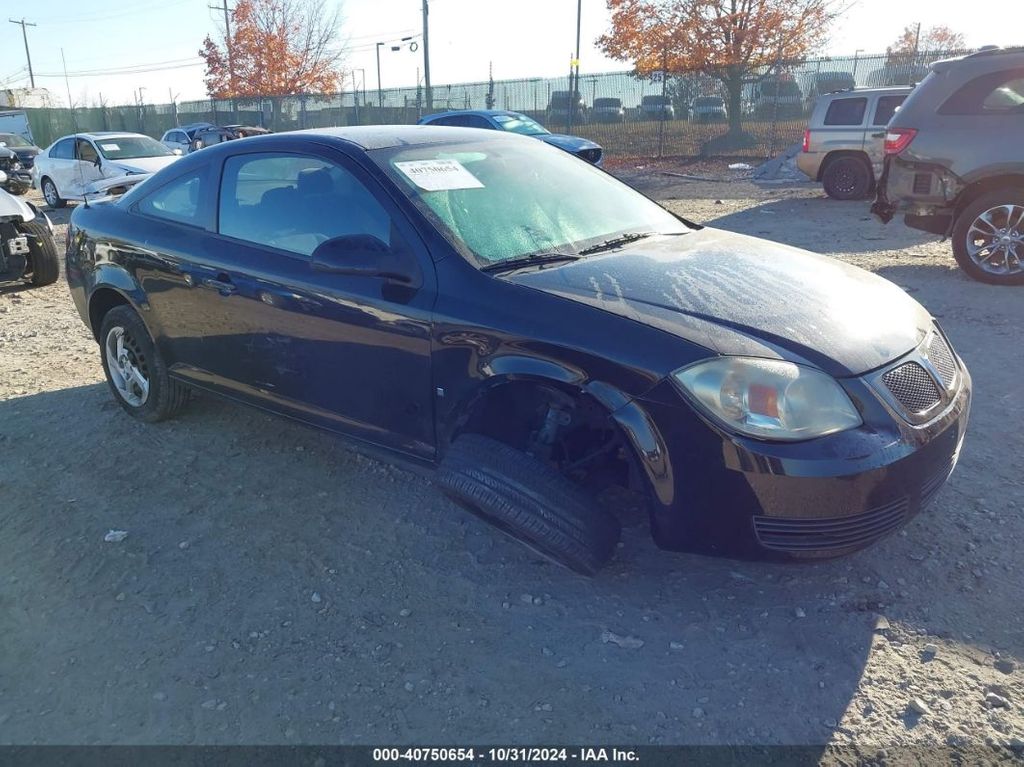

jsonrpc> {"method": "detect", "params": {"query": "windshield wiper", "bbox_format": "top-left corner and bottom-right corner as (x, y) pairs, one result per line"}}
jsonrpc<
(577, 232), (656, 255)
(481, 252), (581, 273)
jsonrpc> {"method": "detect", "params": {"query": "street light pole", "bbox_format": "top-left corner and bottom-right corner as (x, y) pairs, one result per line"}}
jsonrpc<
(376, 42), (385, 110)
(567, 0), (582, 133)
(422, 0), (432, 111)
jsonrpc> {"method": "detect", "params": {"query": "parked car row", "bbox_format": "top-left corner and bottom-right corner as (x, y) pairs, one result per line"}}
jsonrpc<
(545, 92), (729, 124)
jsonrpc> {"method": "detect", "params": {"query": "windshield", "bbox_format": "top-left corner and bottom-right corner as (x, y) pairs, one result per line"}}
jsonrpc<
(760, 80), (801, 98)
(373, 138), (690, 267)
(643, 96), (669, 106)
(491, 114), (549, 136)
(693, 97), (723, 107)
(0, 133), (32, 148)
(95, 136), (174, 160)
(594, 98), (621, 108)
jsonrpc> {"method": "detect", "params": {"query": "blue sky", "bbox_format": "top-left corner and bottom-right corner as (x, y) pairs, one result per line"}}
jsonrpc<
(1, 0), (1017, 107)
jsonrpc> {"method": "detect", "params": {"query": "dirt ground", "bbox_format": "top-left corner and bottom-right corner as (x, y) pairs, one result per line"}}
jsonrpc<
(2, 166), (1023, 754)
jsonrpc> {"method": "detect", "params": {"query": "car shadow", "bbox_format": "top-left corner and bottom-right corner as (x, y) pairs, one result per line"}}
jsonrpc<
(706, 196), (942, 255)
(2, 382), (1017, 745)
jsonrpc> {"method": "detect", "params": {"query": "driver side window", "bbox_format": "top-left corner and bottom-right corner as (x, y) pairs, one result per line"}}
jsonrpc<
(218, 152), (393, 257)
(76, 139), (98, 163)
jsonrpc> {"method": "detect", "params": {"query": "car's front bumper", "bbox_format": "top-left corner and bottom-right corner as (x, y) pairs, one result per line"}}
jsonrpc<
(621, 341), (972, 560)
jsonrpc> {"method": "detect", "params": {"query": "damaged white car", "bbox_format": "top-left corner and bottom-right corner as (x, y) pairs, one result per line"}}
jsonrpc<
(33, 132), (180, 208)
(0, 176), (59, 286)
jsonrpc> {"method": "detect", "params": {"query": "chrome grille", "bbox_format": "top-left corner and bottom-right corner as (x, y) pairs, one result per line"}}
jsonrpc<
(882, 362), (941, 415)
(753, 497), (909, 552)
(925, 333), (957, 390)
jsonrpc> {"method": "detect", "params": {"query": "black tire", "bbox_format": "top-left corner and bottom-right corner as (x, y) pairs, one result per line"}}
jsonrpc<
(822, 155), (873, 200)
(437, 434), (621, 575)
(19, 219), (60, 286)
(951, 188), (1024, 285)
(41, 177), (66, 209)
(99, 305), (190, 422)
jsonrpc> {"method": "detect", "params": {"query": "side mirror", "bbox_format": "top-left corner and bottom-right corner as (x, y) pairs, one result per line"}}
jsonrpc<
(93, 156), (102, 168)
(311, 235), (415, 284)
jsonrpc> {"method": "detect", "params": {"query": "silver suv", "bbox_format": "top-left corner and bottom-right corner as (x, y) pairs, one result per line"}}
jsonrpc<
(797, 87), (912, 199)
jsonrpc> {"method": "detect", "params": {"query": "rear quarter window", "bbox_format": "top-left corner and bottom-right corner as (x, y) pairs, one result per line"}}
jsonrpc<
(823, 97), (867, 126)
(939, 68), (1024, 115)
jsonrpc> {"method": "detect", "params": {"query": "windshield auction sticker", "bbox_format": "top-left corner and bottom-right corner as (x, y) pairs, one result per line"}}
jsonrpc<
(395, 159), (484, 191)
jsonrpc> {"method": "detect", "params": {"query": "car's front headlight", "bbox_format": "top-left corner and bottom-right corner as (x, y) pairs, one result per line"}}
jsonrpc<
(672, 357), (862, 442)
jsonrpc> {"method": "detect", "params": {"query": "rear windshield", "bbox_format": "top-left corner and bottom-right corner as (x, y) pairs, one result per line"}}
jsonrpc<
(693, 97), (724, 107)
(95, 136), (174, 160)
(642, 95), (670, 105)
(594, 98), (621, 108)
(0, 133), (32, 148)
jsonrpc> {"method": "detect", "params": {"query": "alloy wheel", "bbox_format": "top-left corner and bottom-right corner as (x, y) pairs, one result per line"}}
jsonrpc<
(104, 326), (151, 407)
(966, 204), (1024, 276)
(43, 180), (59, 207)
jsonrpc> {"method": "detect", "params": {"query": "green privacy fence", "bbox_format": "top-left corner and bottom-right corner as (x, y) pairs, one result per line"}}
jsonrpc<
(22, 49), (969, 161)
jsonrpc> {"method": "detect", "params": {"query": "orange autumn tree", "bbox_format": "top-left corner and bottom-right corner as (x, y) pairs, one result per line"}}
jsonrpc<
(888, 24), (966, 55)
(598, 0), (838, 139)
(200, 0), (344, 99)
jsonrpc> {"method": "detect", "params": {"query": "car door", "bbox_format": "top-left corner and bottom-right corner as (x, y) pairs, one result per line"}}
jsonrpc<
(203, 147), (437, 457)
(70, 138), (106, 197)
(44, 138), (76, 195)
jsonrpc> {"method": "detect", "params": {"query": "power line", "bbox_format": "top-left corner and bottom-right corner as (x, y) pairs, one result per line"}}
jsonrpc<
(35, 60), (205, 79)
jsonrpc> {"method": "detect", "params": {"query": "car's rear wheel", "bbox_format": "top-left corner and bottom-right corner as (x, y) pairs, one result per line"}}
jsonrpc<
(99, 305), (190, 422)
(20, 219), (59, 286)
(437, 434), (621, 575)
(822, 156), (872, 200)
(952, 189), (1024, 285)
(41, 177), (65, 209)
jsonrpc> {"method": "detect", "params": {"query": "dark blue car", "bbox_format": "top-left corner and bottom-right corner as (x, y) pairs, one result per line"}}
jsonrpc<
(417, 109), (603, 166)
(66, 126), (969, 574)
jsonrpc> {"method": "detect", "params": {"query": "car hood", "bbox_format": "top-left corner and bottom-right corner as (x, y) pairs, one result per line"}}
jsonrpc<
(8, 147), (38, 163)
(539, 134), (601, 152)
(0, 187), (36, 221)
(108, 156), (179, 174)
(504, 229), (931, 377)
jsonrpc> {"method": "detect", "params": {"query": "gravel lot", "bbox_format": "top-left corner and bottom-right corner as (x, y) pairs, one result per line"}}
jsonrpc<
(2, 168), (1022, 752)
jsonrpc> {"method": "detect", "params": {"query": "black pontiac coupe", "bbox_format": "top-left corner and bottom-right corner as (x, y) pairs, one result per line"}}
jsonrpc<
(66, 126), (970, 573)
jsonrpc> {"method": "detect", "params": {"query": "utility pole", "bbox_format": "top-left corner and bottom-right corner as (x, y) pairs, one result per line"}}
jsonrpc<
(422, 0), (432, 111)
(8, 18), (37, 88)
(209, 0), (235, 90)
(913, 22), (921, 56)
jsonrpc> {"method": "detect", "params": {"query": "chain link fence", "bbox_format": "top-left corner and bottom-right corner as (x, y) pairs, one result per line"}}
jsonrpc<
(21, 49), (970, 161)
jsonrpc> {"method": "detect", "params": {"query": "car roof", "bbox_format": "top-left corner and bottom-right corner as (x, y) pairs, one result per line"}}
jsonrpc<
(238, 125), (527, 151)
(818, 85), (914, 99)
(420, 109), (523, 121)
(58, 131), (146, 141)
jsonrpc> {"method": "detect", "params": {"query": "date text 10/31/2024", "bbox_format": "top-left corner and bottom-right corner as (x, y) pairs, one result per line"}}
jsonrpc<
(372, 747), (640, 762)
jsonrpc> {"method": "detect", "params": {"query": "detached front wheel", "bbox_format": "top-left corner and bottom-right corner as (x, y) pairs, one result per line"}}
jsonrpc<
(99, 305), (190, 422)
(952, 189), (1024, 285)
(438, 434), (621, 575)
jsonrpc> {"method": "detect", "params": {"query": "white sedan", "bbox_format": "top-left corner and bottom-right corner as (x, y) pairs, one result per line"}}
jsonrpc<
(33, 132), (182, 208)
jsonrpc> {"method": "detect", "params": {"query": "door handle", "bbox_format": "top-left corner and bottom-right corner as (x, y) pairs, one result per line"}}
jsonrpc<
(871, 131), (886, 138)
(201, 273), (237, 295)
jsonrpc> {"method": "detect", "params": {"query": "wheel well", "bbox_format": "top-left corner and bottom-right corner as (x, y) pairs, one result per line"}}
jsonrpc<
(955, 174), (1024, 216)
(451, 379), (645, 497)
(819, 150), (871, 182)
(88, 288), (130, 341)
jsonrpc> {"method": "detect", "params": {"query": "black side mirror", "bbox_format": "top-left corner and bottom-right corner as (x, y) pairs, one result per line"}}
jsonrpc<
(311, 234), (415, 284)
(93, 155), (102, 168)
